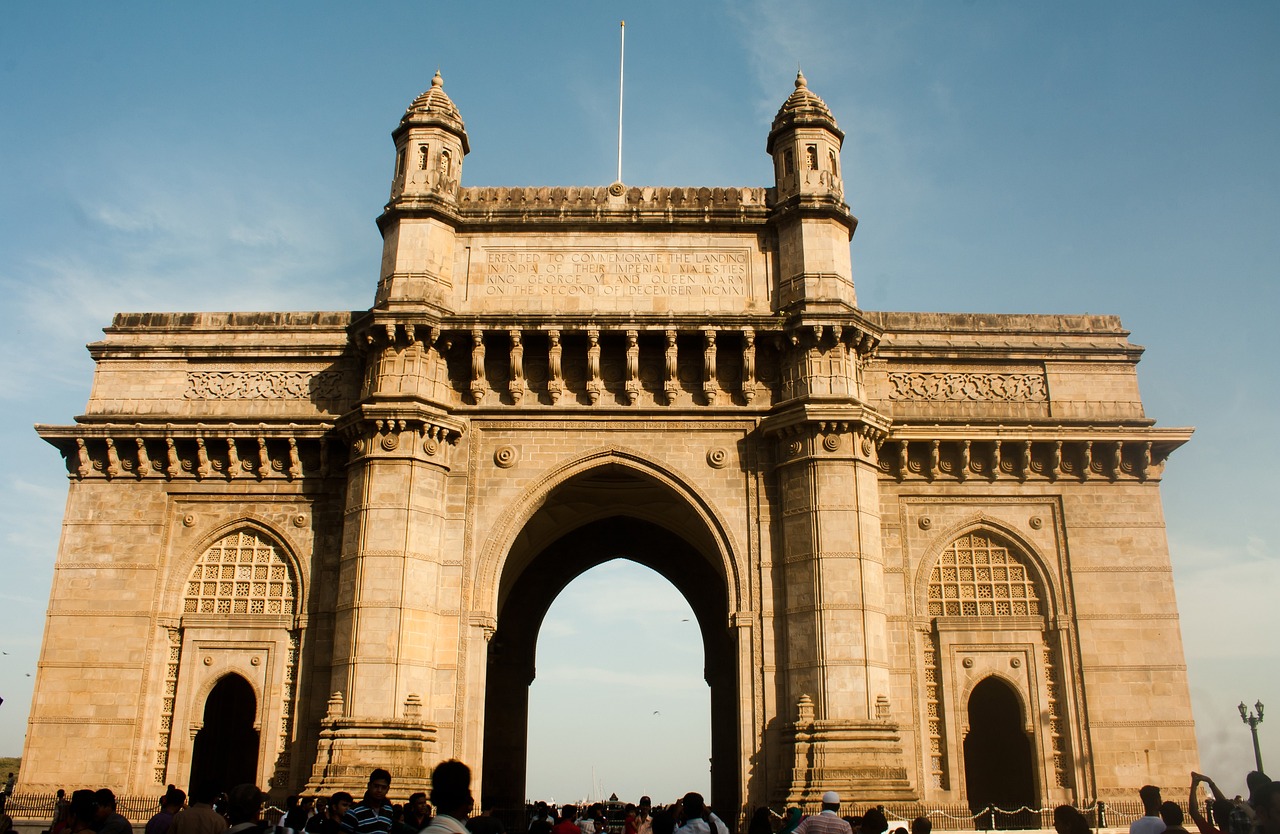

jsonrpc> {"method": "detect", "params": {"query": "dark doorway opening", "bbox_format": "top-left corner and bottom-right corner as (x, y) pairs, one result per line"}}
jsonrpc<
(964, 676), (1037, 829)
(190, 673), (260, 796)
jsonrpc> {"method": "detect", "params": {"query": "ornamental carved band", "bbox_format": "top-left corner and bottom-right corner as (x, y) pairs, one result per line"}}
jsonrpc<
(888, 372), (1047, 402)
(185, 370), (349, 401)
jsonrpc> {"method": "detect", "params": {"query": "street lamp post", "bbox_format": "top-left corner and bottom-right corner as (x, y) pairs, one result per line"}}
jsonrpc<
(1238, 700), (1265, 772)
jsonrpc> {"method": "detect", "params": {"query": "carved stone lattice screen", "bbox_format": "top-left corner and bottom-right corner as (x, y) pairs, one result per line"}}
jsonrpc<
(927, 532), (1041, 617)
(184, 529), (295, 615)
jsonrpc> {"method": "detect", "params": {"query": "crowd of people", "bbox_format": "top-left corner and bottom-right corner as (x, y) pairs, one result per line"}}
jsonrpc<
(12, 765), (1280, 834)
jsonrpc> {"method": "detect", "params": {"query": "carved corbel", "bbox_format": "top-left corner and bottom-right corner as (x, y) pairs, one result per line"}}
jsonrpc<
(508, 328), (525, 405)
(1106, 440), (1123, 482)
(1019, 440), (1032, 482)
(134, 438), (151, 480)
(664, 329), (679, 404)
(742, 327), (757, 404)
(1080, 441), (1093, 483)
(257, 435), (271, 480)
(927, 439), (940, 482)
(897, 440), (909, 482)
(957, 440), (970, 482)
(469, 329), (487, 404)
(74, 438), (89, 479)
(547, 329), (564, 405)
(166, 437), (179, 480)
(1048, 440), (1062, 482)
(225, 438), (240, 480)
(104, 437), (120, 479)
(702, 328), (717, 405)
(287, 438), (301, 481)
(196, 437), (213, 480)
(1137, 441), (1152, 482)
(625, 329), (640, 405)
(586, 328), (602, 405)
(989, 441), (1002, 482)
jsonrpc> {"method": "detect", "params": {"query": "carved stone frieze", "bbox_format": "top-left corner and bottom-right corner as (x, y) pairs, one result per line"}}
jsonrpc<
(185, 370), (352, 401)
(888, 372), (1047, 402)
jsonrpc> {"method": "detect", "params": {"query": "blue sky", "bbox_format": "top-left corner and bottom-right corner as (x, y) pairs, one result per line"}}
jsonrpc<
(1, 1), (1277, 803)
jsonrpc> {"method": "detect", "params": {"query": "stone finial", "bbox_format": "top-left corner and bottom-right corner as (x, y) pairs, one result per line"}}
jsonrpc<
(796, 693), (815, 724)
(404, 693), (422, 721)
(795, 70), (807, 89)
(431, 70), (444, 89)
(325, 691), (344, 720)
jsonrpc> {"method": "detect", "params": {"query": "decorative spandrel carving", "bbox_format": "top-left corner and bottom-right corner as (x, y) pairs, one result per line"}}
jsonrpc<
(888, 372), (1048, 402)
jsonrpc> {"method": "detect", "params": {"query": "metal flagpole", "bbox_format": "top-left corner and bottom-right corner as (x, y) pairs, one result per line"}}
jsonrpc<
(617, 20), (625, 184)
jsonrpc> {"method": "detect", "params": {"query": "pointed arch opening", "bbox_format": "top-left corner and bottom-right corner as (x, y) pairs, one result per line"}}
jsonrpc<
(481, 462), (738, 816)
(964, 676), (1037, 827)
(190, 673), (259, 797)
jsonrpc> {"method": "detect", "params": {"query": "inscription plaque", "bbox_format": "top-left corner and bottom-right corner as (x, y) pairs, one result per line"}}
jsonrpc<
(478, 247), (751, 299)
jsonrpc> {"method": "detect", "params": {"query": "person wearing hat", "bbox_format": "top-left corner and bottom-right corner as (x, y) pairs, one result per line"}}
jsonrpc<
(794, 793), (852, 834)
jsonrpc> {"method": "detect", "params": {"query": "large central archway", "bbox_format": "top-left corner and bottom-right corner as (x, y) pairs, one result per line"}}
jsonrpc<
(481, 462), (739, 814)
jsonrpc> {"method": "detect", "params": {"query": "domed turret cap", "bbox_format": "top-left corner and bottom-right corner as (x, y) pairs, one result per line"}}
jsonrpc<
(767, 71), (843, 153)
(397, 71), (470, 153)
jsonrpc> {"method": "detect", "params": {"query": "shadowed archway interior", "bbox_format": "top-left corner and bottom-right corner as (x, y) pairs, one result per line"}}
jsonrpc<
(190, 673), (260, 796)
(964, 676), (1036, 824)
(482, 465), (737, 813)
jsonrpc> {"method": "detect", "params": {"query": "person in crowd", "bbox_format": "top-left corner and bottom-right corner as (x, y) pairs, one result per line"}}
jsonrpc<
(170, 783), (228, 834)
(746, 808), (772, 834)
(1255, 782), (1280, 834)
(145, 787), (185, 834)
(307, 793), (354, 834)
(778, 809), (804, 834)
(635, 799), (653, 834)
(910, 816), (931, 834)
(68, 790), (100, 834)
(551, 807), (579, 834)
(623, 804), (639, 834)
(401, 794), (432, 834)
(1131, 786), (1166, 834)
(344, 770), (394, 834)
(1053, 806), (1091, 834)
(2, 774), (14, 796)
(1161, 802), (1190, 834)
(528, 804), (553, 833)
(1190, 772), (1230, 834)
(859, 809), (887, 834)
(649, 810), (675, 834)
(0, 794), (12, 834)
(95, 789), (133, 834)
(226, 785), (268, 834)
(793, 792), (850, 834)
(672, 793), (727, 834)
(51, 789), (74, 834)
(284, 797), (315, 833)
(421, 760), (474, 834)
(465, 798), (504, 834)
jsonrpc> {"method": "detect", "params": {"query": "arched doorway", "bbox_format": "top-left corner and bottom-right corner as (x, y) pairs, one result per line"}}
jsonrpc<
(964, 677), (1036, 827)
(190, 673), (260, 796)
(481, 464), (738, 816)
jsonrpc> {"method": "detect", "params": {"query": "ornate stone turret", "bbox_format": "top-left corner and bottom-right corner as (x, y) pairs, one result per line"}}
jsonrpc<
(391, 70), (469, 201)
(376, 71), (469, 313)
(767, 71), (858, 312)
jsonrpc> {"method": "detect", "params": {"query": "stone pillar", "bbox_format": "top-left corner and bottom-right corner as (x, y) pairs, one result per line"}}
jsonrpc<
(764, 319), (912, 804)
(309, 389), (464, 794)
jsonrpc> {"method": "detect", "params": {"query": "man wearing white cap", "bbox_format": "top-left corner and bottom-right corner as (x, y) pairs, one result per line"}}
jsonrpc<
(794, 793), (852, 834)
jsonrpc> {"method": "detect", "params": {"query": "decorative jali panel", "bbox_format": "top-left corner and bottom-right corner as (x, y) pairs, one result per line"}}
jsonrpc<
(927, 532), (1041, 617)
(185, 529), (296, 616)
